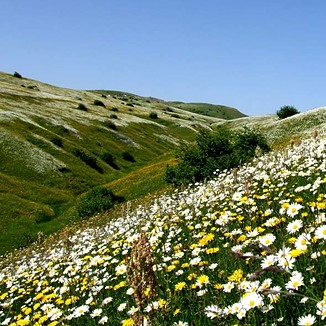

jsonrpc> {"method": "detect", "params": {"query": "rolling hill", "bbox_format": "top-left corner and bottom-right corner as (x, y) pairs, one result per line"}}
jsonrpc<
(0, 71), (243, 254)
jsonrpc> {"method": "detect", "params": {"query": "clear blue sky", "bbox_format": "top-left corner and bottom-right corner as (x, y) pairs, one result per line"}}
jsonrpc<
(1, 1), (326, 116)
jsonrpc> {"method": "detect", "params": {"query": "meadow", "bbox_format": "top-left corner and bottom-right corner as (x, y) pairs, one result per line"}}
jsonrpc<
(1, 132), (326, 325)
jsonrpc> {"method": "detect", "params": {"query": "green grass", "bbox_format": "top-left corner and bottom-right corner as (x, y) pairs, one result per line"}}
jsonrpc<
(167, 101), (247, 119)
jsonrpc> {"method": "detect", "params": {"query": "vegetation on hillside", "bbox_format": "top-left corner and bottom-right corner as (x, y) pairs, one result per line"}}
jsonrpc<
(276, 105), (300, 119)
(167, 102), (246, 119)
(165, 126), (270, 186)
(1, 135), (326, 325)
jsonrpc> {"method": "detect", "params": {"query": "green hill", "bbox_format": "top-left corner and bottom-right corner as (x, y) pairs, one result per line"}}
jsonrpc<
(167, 101), (246, 119)
(0, 71), (241, 254)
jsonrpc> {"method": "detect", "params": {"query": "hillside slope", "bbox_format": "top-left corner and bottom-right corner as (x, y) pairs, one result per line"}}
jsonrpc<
(0, 71), (239, 253)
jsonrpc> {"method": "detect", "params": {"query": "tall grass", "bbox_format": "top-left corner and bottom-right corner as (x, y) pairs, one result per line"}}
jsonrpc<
(1, 134), (326, 325)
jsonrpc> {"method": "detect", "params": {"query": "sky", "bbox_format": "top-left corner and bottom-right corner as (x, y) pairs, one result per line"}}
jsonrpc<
(1, 1), (326, 116)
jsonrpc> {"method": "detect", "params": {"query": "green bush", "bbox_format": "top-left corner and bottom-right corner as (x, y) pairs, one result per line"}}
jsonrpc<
(100, 152), (119, 170)
(276, 105), (299, 119)
(165, 126), (270, 186)
(13, 71), (22, 78)
(72, 149), (103, 173)
(50, 137), (63, 148)
(110, 114), (118, 119)
(77, 103), (88, 111)
(76, 187), (123, 219)
(94, 99), (105, 107)
(122, 151), (136, 162)
(34, 209), (54, 223)
(104, 120), (117, 130)
(149, 112), (158, 119)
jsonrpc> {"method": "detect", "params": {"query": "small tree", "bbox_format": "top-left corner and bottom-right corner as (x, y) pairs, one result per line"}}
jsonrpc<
(13, 71), (22, 78)
(94, 99), (105, 107)
(165, 126), (270, 186)
(149, 112), (158, 119)
(276, 105), (299, 119)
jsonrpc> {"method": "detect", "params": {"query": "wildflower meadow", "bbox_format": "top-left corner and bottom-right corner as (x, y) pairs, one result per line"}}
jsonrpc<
(1, 135), (326, 325)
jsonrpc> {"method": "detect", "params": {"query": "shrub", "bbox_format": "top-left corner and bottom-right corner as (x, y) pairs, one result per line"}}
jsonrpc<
(76, 187), (123, 219)
(13, 71), (22, 78)
(72, 149), (103, 173)
(276, 105), (299, 119)
(94, 99), (105, 107)
(149, 112), (158, 119)
(104, 120), (117, 130)
(122, 151), (136, 162)
(100, 152), (119, 170)
(111, 107), (119, 112)
(34, 209), (54, 223)
(110, 114), (118, 119)
(77, 103), (88, 111)
(165, 126), (270, 186)
(50, 137), (63, 148)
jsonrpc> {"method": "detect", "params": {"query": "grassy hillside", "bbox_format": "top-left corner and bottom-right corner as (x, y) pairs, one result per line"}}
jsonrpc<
(167, 101), (246, 119)
(214, 107), (326, 148)
(0, 71), (235, 254)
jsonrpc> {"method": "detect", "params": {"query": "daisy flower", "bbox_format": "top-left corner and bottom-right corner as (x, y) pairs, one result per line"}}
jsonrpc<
(285, 272), (304, 290)
(286, 220), (303, 234)
(315, 225), (326, 240)
(259, 233), (276, 246)
(297, 314), (316, 325)
(286, 203), (303, 217)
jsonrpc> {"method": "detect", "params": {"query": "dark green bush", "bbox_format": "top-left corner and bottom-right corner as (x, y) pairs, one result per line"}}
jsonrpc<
(122, 151), (136, 162)
(149, 112), (158, 119)
(104, 120), (117, 130)
(110, 114), (118, 119)
(111, 107), (119, 112)
(276, 105), (299, 119)
(34, 209), (54, 223)
(165, 126), (270, 186)
(77, 187), (123, 219)
(13, 71), (22, 78)
(100, 152), (119, 170)
(50, 137), (63, 148)
(72, 149), (103, 173)
(94, 99), (105, 107)
(77, 103), (88, 111)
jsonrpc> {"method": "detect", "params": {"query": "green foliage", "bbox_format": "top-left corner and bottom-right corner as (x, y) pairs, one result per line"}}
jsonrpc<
(77, 103), (88, 111)
(165, 126), (270, 185)
(13, 71), (22, 78)
(109, 114), (118, 119)
(100, 152), (119, 170)
(50, 137), (63, 148)
(94, 99), (105, 107)
(34, 209), (54, 223)
(76, 187), (123, 219)
(103, 120), (117, 130)
(72, 149), (103, 173)
(149, 112), (158, 119)
(122, 151), (136, 162)
(276, 105), (299, 119)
